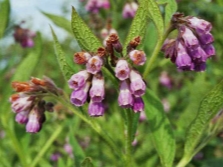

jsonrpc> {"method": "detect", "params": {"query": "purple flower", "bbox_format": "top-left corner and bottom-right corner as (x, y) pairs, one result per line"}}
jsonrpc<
(118, 80), (133, 108)
(187, 46), (208, 63)
(197, 32), (214, 45)
(122, 2), (138, 19)
(89, 74), (105, 102)
(115, 60), (130, 81)
(50, 153), (61, 162)
(188, 17), (212, 34)
(70, 82), (90, 106)
(175, 42), (193, 70)
(133, 97), (144, 113)
(180, 26), (199, 48)
(86, 56), (103, 74)
(88, 101), (105, 117)
(68, 70), (90, 90)
(129, 70), (146, 97)
(26, 109), (42, 133)
(10, 96), (33, 113)
(159, 71), (172, 89)
(85, 0), (110, 13)
(129, 50), (146, 65)
(15, 110), (29, 124)
(202, 44), (215, 57)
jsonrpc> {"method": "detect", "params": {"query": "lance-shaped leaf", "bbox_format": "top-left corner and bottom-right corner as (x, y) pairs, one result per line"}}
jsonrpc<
(183, 80), (223, 161)
(164, 0), (177, 27)
(143, 89), (175, 167)
(51, 27), (74, 80)
(41, 11), (72, 34)
(147, 0), (164, 38)
(71, 6), (102, 52)
(0, 0), (10, 39)
(123, 0), (149, 54)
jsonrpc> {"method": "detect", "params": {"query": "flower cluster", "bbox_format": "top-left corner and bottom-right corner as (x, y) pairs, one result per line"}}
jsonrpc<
(122, 2), (138, 19)
(69, 34), (147, 116)
(9, 77), (62, 133)
(84, 0), (110, 13)
(13, 25), (36, 48)
(162, 13), (215, 71)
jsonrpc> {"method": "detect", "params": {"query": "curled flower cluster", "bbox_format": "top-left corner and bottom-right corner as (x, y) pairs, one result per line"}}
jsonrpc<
(9, 77), (62, 133)
(122, 2), (138, 19)
(84, 0), (110, 13)
(162, 13), (215, 71)
(13, 25), (36, 48)
(69, 34), (147, 115)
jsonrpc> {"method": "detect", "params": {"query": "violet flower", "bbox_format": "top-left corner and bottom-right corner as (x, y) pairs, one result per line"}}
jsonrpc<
(129, 50), (146, 65)
(68, 70), (90, 90)
(86, 56), (103, 74)
(115, 60), (130, 81)
(118, 80), (134, 108)
(88, 101), (105, 117)
(89, 74), (105, 102)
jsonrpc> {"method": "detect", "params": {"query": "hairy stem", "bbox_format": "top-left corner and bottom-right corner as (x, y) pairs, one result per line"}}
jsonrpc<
(125, 109), (133, 167)
(143, 25), (174, 78)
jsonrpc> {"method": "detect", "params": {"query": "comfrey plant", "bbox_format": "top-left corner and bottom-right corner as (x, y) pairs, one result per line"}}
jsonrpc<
(68, 34), (146, 116)
(4, 0), (223, 167)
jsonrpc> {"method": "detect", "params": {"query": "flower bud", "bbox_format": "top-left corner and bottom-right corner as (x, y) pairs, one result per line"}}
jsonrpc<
(74, 52), (91, 64)
(133, 97), (144, 113)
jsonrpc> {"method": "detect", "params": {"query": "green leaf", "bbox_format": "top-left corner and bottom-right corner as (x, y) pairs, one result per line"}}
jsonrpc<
(0, 0), (10, 39)
(12, 32), (42, 81)
(164, 0), (177, 27)
(51, 26), (74, 80)
(69, 125), (85, 167)
(71, 6), (102, 52)
(81, 157), (94, 167)
(41, 11), (72, 34)
(143, 89), (175, 167)
(183, 79), (223, 160)
(147, 0), (164, 38)
(123, 0), (149, 54)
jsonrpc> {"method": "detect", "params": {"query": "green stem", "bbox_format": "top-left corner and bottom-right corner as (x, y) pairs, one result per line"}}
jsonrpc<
(176, 156), (190, 167)
(125, 109), (133, 167)
(30, 126), (63, 167)
(143, 25), (174, 78)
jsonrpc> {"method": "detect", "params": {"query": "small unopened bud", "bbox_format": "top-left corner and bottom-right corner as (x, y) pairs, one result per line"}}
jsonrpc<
(31, 77), (46, 86)
(97, 47), (106, 57)
(12, 81), (31, 92)
(129, 36), (141, 49)
(74, 52), (91, 64)
(45, 102), (54, 112)
(108, 33), (123, 52)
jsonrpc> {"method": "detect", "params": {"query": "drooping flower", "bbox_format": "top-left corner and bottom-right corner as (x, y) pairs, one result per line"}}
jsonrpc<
(89, 74), (105, 102)
(133, 97), (144, 113)
(70, 82), (90, 106)
(68, 70), (90, 90)
(86, 56), (103, 74)
(129, 70), (146, 97)
(115, 60), (130, 81)
(10, 77), (60, 133)
(129, 50), (146, 66)
(162, 13), (215, 72)
(118, 80), (134, 108)
(85, 0), (110, 13)
(88, 100), (105, 116)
